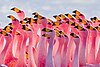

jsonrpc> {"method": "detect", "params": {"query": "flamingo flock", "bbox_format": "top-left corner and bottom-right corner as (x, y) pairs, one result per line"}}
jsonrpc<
(0, 7), (100, 67)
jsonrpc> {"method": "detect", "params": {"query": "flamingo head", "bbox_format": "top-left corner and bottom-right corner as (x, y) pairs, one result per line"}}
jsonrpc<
(93, 17), (99, 22)
(22, 25), (31, 31)
(59, 14), (66, 20)
(7, 15), (17, 21)
(65, 13), (73, 19)
(74, 25), (85, 31)
(15, 31), (21, 35)
(20, 21), (26, 25)
(70, 33), (79, 38)
(95, 26), (100, 32)
(53, 15), (61, 21)
(42, 28), (53, 32)
(3, 26), (12, 33)
(66, 20), (73, 25)
(86, 25), (95, 30)
(0, 30), (9, 36)
(11, 7), (21, 13)
(73, 10), (80, 16)
(32, 12), (39, 16)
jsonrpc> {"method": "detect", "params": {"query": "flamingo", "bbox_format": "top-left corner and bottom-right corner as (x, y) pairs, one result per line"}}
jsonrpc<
(11, 7), (25, 21)
(0, 30), (12, 64)
(70, 33), (80, 67)
(61, 34), (69, 67)
(86, 25), (97, 64)
(24, 27), (37, 67)
(73, 10), (86, 20)
(15, 25), (28, 67)
(54, 34), (65, 67)
(37, 32), (47, 67)
(45, 30), (55, 67)
(4, 33), (18, 67)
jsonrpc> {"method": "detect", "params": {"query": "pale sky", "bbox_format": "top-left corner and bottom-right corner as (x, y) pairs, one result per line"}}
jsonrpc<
(0, 0), (100, 27)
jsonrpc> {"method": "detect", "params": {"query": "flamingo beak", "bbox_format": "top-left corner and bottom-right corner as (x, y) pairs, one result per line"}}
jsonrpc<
(72, 14), (76, 17)
(53, 15), (57, 18)
(11, 8), (15, 10)
(78, 19), (82, 22)
(59, 15), (61, 17)
(32, 12), (37, 15)
(73, 10), (76, 13)
(65, 14), (68, 16)
(95, 27), (98, 29)
(7, 16), (10, 18)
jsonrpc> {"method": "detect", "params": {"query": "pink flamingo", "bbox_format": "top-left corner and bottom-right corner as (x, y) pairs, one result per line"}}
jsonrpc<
(78, 29), (88, 66)
(70, 33), (80, 67)
(14, 31), (23, 58)
(73, 10), (86, 20)
(86, 26), (97, 64)
(25, 28), (37, 67)
(4, 34), (18, 67)
(54, 35), (65, 67)
(15, 25), (28, 67)
(45, 30), (55, 67)
(0, 30), (12, 64)
(37, 31), (47, 67)
(11, 7), (25, 21)
(61, 35), (69, 67)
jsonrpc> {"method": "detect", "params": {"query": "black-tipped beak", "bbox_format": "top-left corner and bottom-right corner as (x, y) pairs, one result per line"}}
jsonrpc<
(9, 31), (12, 33)
(24, 18), (28, 21)
(95, 27), (98, 29)
(86, 26), (90, 29)
(11, 8), (14, 10)
(8, 23), (12, 25)
(34, 15), (38, 18)
(82, 28), (86, 31)
(5, 33), (8, 36)
(73, 10), (76, 13)
(26, 21), (29, 23)
(65, 14), (68, 16)
(34, 19), (37, 21)
(7, 16), (10, 18)
(20, 21), (22, 23)
(42, 28), (46, 31)
(74, 26), (78, 28)
(9, 27), (13, 30)
(59, 15), (61, 17)
(53, 15), (57, 18)
(66, 21), (69, 24)
(52, 23), (55, 26)
(90, 18), (93, 21)
(93, 17), (96, 20)
(0, 32), (2, 34)
(59, 31), (62, 34)
(58, 35), (61, 38)
(72, 14), (76, 17)
(79, 19), (82, 22)
(76, 36), (79, 38)
(28, 29), (31, 31)
(41, 17), (45, 19)
(64, 35), (67, 37)
(22, 25), (26, 30)
(70, 33), (74, 36)
(32, 12), (36, 15)
(71, 23), (75, 26)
